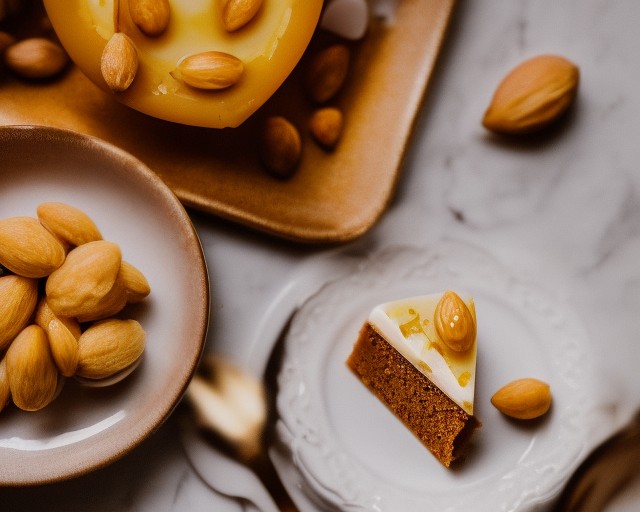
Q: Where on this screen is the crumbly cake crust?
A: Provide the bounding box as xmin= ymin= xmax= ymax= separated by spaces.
xmin=346 ymin=323 xmax=480 ymax=467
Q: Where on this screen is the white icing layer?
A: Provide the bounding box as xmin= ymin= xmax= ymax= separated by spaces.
xmin=368 ymin=293 xmax=477 ymax=415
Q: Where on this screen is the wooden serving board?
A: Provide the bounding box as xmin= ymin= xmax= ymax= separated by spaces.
xmin=0 ymin=0 xmax=455 ymax=243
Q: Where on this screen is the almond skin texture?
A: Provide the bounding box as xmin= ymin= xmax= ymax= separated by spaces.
xmin=77 ymin=319 xmax=145 ymax=380
xmin=129 ymin=0 xmax=171 ymax=37
xmin=222 ymin=0 xmax=264 ymax=32
xmin=37 ymin=202 xmax=103 ymax=247
xmin=260 ymin=116 xmax=302 ymax=178
xmin=0 ymin=216 xmax=66 ymax=278
xmin=309 ymin=107 xmax=344 ymax=149
xmin=35 ymin=298 xmax=82 ymax=340
xmin=305 ymin=44 xmax=350 ymax=103
xmin=434 ymin=291 xmax=476 ymax=352
xmin=0 ymin=358 xmax=10 ymax=413
xmin=6 ymin=325 xmax=59 ymax=412
xmin=4 ymin=37 xmax=69 ymax=79
xmin=101 ymin=32 xmax=138 ymax=92
xmin=173 ymin=51 xmax=244 ymax=90
xmin=0 ymin=275 xmax=39 ymax=351
xmin=119 ymin=261 xmax=151 ymax=303
xmin=483 ymin=55 xmax=579 ymax=135
xmin=45 ymin=240 xmax=122 ymax=318
xmin=46 ymin=318 xmax=79 ymax=377
xmin=491 ymin=378 xmax=552 ymax=420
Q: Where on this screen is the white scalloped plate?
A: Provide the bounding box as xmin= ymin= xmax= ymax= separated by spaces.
xmin=275 ymin=242 xmax=600 ymax=511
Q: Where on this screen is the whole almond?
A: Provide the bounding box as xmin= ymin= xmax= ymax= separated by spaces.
xmin=482 ymin=55 xmax=579 ymax=135
xmin=305 ymin=44 xmax=350 ymax=103
xmin=259 ymin=116 xmax=302 ymax=178
xmin=37 ymin=202 xmax=102 ymax=248
xmin=222 ymin=0 xmax=264 ymax=32
xmin=101 ymin=32 xmax=139 ymax=92
xmin=4 ymin=37 xmax=69 ymax=79
xmin=0 ymin=358 xmax=10 ymax=413
xmin=491 ymin=378 xmax=552 ymax=420
xmin=77 ymin=319 xmax=145 ymax=380
xmin=309 ymin=107 xmax=344 ymax=149
xmin=173 ymin=51 xmax=244 ymax=90
xmin=46 ymin=318 xmax=79 ymax=377
xmin=45 ymin=240 xmax=122 ymax=318
xmin=129 ymin=0 xmax=171 ymax=37
xmin=74 ymin=276 xmax=128 ymax=323
xmin=0 ymin=31 xmax=16 ymax=55
xmin=6 ymin=325 xmax=59 ymax=412
xmin=119 ymin=261 xmax=151 ymax=303
xmin=434 ymin=291 xmax=476 ymax=352
xmin=0 ymin=216 xmax=66 ymax=278
xmin=35 ymin=298 xmax=82 ymax=341
xmin=0 ymin=275 xmax=39 ymax=351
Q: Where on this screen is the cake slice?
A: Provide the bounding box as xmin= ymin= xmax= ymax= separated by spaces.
xmin=346 ymin=291 xmax=481 ymax=467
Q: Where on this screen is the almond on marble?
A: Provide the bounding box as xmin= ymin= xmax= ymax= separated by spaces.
xmin=482 ymin=54 xmax=579 ymax=135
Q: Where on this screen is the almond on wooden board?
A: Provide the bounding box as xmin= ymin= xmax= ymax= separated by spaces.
xmin=309 ymin=107 xmax=344 ymax=149
xmin=482 ymin=55 xmax=579 ymax=135
xmin=259 ymin=116 xmax=302 ymax=179
xmin=3 ymin=37 xmax=69 ymax=79
xmin=305 ymin=44 xmax=350 ymax=103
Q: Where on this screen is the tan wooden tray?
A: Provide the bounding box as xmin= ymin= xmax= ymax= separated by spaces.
xmin=0 ymin=0 xmax=454 ymax=243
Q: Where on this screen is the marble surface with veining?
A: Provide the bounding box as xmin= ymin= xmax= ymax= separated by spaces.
xmin=3 ymin=0 xmax=640 ymax=510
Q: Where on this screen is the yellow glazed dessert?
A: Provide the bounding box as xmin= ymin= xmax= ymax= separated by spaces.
xmin=43 ymin=0 xmax=323 ymax=128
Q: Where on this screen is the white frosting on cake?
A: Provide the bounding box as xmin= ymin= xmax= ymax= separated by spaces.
xmin=368 ymin=293 xmax=477 ymax=415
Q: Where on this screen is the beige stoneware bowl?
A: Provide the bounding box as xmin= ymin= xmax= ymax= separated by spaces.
xmin=0 ymin=125 xmax=209 ymax=485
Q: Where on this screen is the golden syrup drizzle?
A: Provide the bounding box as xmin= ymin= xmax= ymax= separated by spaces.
xmin=458 ymin=371 xmax=471 ymax=387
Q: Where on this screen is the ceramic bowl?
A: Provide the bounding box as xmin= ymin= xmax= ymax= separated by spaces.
xmin=0 ymin=125 xmax=209 ymax=485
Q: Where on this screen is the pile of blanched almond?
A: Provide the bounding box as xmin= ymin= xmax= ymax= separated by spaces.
xmin=0 ymin=202 xmax=150 ymax=413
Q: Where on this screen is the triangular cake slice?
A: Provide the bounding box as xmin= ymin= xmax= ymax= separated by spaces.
xmin=346 ymin=290 xmax=481 ymax=467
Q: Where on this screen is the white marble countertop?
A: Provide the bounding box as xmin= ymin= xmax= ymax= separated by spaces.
xmin=3 ymin=0 xmax=640 ymax=509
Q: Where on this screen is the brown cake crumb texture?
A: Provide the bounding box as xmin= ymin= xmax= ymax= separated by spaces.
xmin=346 ymin=323 xmax=480 ymax=468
